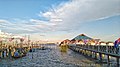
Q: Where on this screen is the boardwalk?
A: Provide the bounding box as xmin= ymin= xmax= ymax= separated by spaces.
xmin=68 ymin=44 xmax=120 ymax=67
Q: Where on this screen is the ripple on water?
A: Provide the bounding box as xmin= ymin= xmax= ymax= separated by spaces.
xmin=0 ymin=45 xmax=106 ymax=67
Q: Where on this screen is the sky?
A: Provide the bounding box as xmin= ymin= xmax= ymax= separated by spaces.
xmin=0 ymin=0 xmax=120 ymax=42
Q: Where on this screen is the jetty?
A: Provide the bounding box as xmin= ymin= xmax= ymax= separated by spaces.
xmin=68 ymin=44 xmax=120 ymax=67
xmin=60 ymin=34 xmax=120 ymax=67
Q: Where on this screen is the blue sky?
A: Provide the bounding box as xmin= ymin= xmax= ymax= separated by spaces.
xmin=0 ymin=0 xmax=120 ymax=42
xmin=0 ymin=0 xmax=68 ymax=19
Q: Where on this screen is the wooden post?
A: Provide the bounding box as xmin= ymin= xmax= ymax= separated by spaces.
xmin=92 ymin=52 xmax=94 ymax=58
xmin=2 ymin=51 xmax=4 ymax=58
xmin=0 ymin=41 xmax=2 ymax=58
xmin=106 ymin=44 xmax=108 ymax=53
xmin=95 ymin=52 xmax=97 ymax=59
xmin=107 ymin=55 xmax=110 ymax=67
xmin=0 ymin=51 xmax=1 ymax=58
xmin=28 ymin=35 xmax=30 ymax=48
xmin=86 ymin=50 xmax=87 ymax=56
xmin=85 ymin=50 xmax=86 ymax=55
xmin=94 ymin=45 xmax=97 ymax=59
xmin=32 ymin=42 xmax=33 ymax=59
xmin=81 ymin=49 xmax=82 ymax=54
xmin=87 ymin=51 xmax=89 ymax=56
xmin=99 ymin=53 xmax=102 ymax=62
xmin=116 ymin=57 xmax=119 ymax=67
xmin=98 ymin=45 xmax=100 ymax=52
xmin=8 ymin=46 xmax=12 ymax=58
xmin=83 ymin=50 xmax=85 ymax=55
xmin=90 ymin=51 xmax=92 ymax=57
xmin=118 ymin=46 xmax=120 ymax=56
xmin=92 ymin=52 xmax=95 ymax=58
xmin=85 ymin=50 xmax=87 ymax=55
xmin=106 ymin=43 xmax=110 ymax=66
xmin=116 ymin=46 xmax=120 ymax=67
xmin=84 ymin=50 xmax=86 ymax=55
xmin=88 ymin=51 xmax=90 ymax=56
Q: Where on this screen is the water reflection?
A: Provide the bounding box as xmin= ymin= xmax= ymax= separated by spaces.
xmin=59 ymin=45 xmax=68 ymax=52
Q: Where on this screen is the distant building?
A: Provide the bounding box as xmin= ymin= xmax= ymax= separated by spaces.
xmin=70 ymin=34 xmax=93 ymax=44
xmin=59 ymin=39 xmax=70 ymax=46
xmin=59 ymin=34 xmax=104 ymax=46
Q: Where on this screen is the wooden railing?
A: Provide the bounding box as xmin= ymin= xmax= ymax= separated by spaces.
xmin=69 ymin=44 xmax=120 ymax=57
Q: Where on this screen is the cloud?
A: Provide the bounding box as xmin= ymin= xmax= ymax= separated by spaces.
xmin=0 ymin=19 xmax=9 ymax=23
xmin=1 ymin=0 xmax=120 ymax=37
xmin=40 ymin=34 xmax=45 ymax=36
xmin=1 ymin=18 xmax=55 ymax=34
xmin=29 ymin=19 xmax=58 ymax=31
xmin=39 ymin=0 xmax=120 ymax=32
xmin=30 ymin=19 xmax=45 ymax=23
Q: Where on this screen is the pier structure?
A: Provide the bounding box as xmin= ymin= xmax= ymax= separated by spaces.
xmin=59 ymin=34 xmax=120 ymax=67
xmin=68 ymin=44 xmax=120 ymax=67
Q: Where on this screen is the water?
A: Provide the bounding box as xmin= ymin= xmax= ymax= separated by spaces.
xmin=0 ymin=44 xmax=113 ymax=67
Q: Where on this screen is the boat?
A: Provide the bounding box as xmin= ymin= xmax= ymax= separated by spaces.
xmin=12 ymin=56 xmax=21 ymax=58
xmin=12 ymin=51 xmax=27 ymax=59
xmin=12 ymin=53 xmax=26 ymax=59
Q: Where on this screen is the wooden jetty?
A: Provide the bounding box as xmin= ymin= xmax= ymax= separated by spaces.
xmin=68 ymin=44 xmax=120 ymax=67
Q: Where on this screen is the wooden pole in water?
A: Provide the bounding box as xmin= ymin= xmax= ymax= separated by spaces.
xmin=117 ymin=46 xmax=120 ymax=67
xmin=91 ymin=45 xmax=94 ymax=58
xmin=89 ymin=51 xmax=91 ymax=57
xmin=107 ymin=55 xmax=110 ymax=67
xmin=2 ymin=51 xmax=4 ymax=58
xmin=99 ymin=53 xmax=102 ymax=62
xmin=106 ymin=43 xmax=110 ymax=66
xmin=8 ymin=46 xmax=11 ymax=58
xmin=32 ymin=42 xmax=33 ymax=59
xmin=1 ymin=41 xmax=3 ymax=58
xmin=0 ymin=41 xmax=2 ymax=58
xmin=98 ymin=42 xmax=101 ymax=61
xmin=0 ymin=51 xmax=1 ymax=58
xmin=117 ymin=57 xmax=119 ymax=67
xmin=93 ymin=52 xmax=95 ymax=58
xmin=94 ymin=45 xmax=97 ymax=59
xmin=95 ymin=52 xmax=97 ymax=59
xmin=28 ymin=35 xmax=30 ymax=48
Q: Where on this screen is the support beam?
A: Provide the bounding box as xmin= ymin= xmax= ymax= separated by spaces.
xmin=99 ymin=53 xmax=102 ymax=62
xmin=117 ymin=57 xmax=119 ymax=67
xmin=107 ymin=55 xmax=110 ymax=67
xmin=95 ymin=52 xmax=97 ymax=59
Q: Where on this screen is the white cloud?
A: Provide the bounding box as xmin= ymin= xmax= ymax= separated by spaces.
xmin=0 ymin=0 xmax=120 ymax=41
xmin=30 ymin=19 xmax=44 ymax=23
xmin=39 ymin=0 xmax=120 ymax=32
xmin=0 ymin=19 xmax=9 ymax=23
xmin=1 ymin=19 xmax=55 ymax=34
xmin=29 ymin=19 xmax=58 ymax=31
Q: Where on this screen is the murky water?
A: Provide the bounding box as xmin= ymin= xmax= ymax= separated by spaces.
xmin=0 ymin=44 xmax=115 ymax=67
